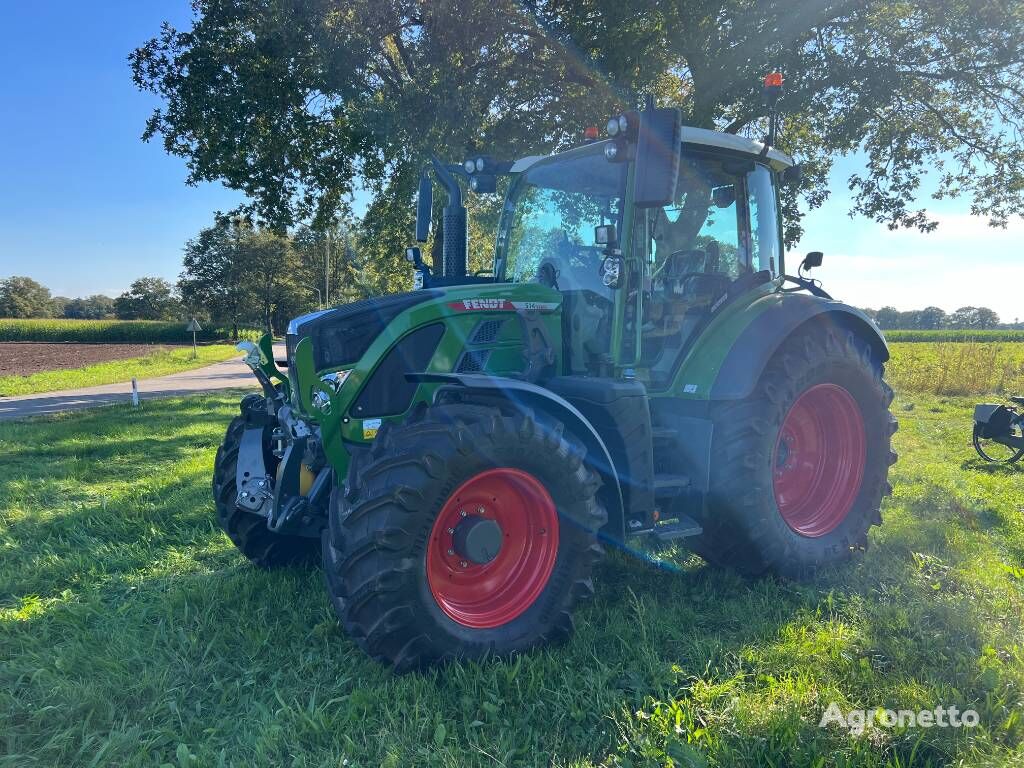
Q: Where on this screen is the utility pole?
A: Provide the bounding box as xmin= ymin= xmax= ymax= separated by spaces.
xmin=324 ymin=230 xmax=331 ymax=308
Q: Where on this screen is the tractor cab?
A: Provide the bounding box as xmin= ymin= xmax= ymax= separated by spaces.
xmin=482 ymin=127 xmax=794 ymax=386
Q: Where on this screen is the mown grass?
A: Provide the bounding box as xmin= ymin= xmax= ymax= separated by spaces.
xmin=888 ymin=342 xmax=1024 ymax=397
xmin=885 ymin=330 xmax=1024 ymax=343
xmin=0 ymin=345 xmax=242 ymax=397
xmin=1 ymin=389 xmax=1022 ymax=766
xmin=0 ymin=319 xmax=261 ymax=344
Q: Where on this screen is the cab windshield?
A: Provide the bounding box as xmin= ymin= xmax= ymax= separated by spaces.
xmin=495 ymin=143 xmax=626 ymax=295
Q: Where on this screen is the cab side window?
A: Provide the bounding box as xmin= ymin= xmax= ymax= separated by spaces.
xmin=746 ymin=164 xmax=781 ymax=275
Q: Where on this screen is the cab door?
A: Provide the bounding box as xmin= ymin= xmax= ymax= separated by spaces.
xmin=632 ymin=153 xmax=781 ymax=389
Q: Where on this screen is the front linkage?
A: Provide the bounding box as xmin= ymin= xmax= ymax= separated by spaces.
xmin=230 ymin=336 xmax=329 ymax=539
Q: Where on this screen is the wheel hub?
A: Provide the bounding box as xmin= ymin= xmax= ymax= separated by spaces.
xmin=772 ymin=383 xmax=866 ymax=538
xmin=452 ymin=515 xmax=503 ymax=564
xmin=426 ymin=468 xmax=559 ymax=629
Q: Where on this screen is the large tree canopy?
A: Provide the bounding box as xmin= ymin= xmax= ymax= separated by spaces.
xmin=132 ymin=0 xmax=1024 ymax=275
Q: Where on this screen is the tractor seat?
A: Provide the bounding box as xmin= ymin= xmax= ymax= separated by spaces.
xmin=1010 ymin=395 xmax=1024 ymax=406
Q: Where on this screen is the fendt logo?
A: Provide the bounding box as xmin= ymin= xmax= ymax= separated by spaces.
xmin=447 ymin=298 xmax=560 ymax=312
xmin=450 ymin=298 xmax=510 ymax=311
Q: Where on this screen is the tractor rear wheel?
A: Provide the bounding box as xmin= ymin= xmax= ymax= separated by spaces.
xmin=322 ymin=403 xmax=606 ymax=670
xmin=694 ymin=325 xmax=897 ymax=578
xmin=212 ymin=398 xmax=317 ymax=568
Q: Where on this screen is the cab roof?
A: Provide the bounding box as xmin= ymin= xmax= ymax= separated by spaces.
xmin=510 ymin=127 xmax=794 ymax=174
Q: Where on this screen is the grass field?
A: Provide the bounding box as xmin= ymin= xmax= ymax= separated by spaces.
xmin=0 ymin=345 xmax=241 ymax=397
xmin=1 ymin=383 xmax=1022 ymax=765
xmin=0 ymin=319 xmax=261 ymax=344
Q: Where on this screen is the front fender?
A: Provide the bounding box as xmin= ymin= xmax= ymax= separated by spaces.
xmin=710 ymin=295 xmax=889 ymax=400
xmin=408 ymin=372 xmax=626 ymax=540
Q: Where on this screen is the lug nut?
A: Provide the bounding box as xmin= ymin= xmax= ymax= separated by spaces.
xmin=476 ymin=505 xmax=485 ymax=515
xmin=459 ymin=561 xmax=468 ymax=568
xmin=447 ymin=527 xmax=455 ymax=534
xmin=447 ymin=549 xmax=455 ymax=556
xmin=460 ymin=510 xmax=467 ymax=517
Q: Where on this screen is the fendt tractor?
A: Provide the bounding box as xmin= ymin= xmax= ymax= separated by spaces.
xmin=216 ymin=80 xmax=897 ymax=670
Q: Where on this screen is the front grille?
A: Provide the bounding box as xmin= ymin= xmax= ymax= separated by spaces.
xmin=470 ymin=319 xmax=505 ymax=344
xmin=456 ymin=350 xmax=491 ymax=373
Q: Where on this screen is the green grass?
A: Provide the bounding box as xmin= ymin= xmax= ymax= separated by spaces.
xmin=0 ymin=345 xmax=242 ymax=397
xmin=885 ymin=330 xmax=1024 ymax=343
xmin=1 ymin=392 xmax=1022 ymax=766
xmin=0 ymin=319 xmax=261 ymax=344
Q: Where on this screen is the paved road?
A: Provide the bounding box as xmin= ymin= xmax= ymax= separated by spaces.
xmin=0 ymin=349 xmax=282 ymax=422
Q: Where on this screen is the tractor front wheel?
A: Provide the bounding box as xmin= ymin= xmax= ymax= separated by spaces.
xmin=322 ymin=403 xmax=606 ymax=670
xmin=694 ymin=325 xmax=897 ymax=578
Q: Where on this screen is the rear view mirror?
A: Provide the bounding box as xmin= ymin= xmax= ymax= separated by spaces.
xmin=415 ymin=174 xmax=433 ymax=242
xmin=782 ymin=164 xmax=803 ymax=187
xmin=712 ymin=186 xmax=736 ymax=209
xmin=801 ymin=251 xmax=824 ymax=271
xmin=633 ymin=105 xmax=681 ymax=208
xmin=594 ymin=224 xmax=617 ymax=245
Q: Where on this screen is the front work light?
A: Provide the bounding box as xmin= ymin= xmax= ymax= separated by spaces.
xmin=604 ymin=143 xmax=618 ymax=160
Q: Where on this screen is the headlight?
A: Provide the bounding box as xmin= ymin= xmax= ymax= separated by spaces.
xmin=312 ymin=389 xmax=332 ymax=415
xmin=606 ymin=117 xmax=620 ymax=136
xmin=475 ymin=157 xmax=485 ymax=172
xmin=320 ymin=369 xmax=352 ymax=394
xmin=463 ymin=159 xmax=476 ymax=174
xmin=617 ymin=114 xmax=629 ymax=134
xmin=604 ymin=143 xmax=618 ymax=160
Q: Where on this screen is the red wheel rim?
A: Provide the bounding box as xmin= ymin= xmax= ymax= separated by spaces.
xmin=772 ymin=384 xmax=866 ymax=538
xmin=426 ymin=468 xmax=559 ymax=629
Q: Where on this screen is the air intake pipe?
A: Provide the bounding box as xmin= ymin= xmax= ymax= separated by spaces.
xmin=430 ymin=155 xmax=467 ymax=279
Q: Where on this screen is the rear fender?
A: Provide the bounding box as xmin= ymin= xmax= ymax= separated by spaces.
xmin=711 ymin=297 xmax=889 ymax=400
xmin=408 ymin=372 xmax=626 ymax=540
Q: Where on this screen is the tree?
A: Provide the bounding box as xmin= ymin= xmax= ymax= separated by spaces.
xmin=975 ymin=307 xmax=1001 ymax=329
xmin=0 ymin=276 xmax=54 ymax=318
xmin=917 ymin=306 xmax=947 ymax=330
xmin=874 ymin=306 xmax=901 ymax=329
xmin=115 ymin=277 xmax=182 ymax=320
xmin=64 ymin=295 xmax=116 ymax=320
xmin=133 ymin=0 xmax=1024 ymax=290
xmin=179 ymin=218 xmax=253 ymax=338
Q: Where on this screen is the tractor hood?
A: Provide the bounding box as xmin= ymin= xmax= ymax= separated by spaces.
xmin=286 ymin=290 xmax=444 ymax=372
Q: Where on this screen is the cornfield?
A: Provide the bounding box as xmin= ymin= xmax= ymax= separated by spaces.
xmin=0 ymin=319 xmax=262 ymax=344
xmin=885 ymin=329 xmax=1024 ymax=343
xmin=887 ymin=341 xmax=1024 ymax=396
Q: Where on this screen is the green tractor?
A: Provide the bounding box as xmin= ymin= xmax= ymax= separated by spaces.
xmin=216 ymin=96 xmax=897 ymax=670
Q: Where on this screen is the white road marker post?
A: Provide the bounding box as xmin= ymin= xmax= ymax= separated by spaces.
xmin=131 ymin=378 xmax=139 ymax=408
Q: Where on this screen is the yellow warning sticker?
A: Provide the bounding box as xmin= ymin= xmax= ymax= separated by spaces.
xmin=362 ymin=418 xmax=383 ymax=440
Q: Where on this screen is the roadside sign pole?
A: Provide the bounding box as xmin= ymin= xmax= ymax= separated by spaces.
xmin=186 ymin=318 xmax=203 ymax=359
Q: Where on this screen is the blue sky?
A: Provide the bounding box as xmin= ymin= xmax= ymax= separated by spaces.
xmin=1 ymin=2 xmax=1020 ymax=322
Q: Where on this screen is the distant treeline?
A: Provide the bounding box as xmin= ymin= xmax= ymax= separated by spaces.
xmin=861 ymin=305 xmax=1021 ymax=331
xmin=0 ymin=276 xmax=182 ymax=323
